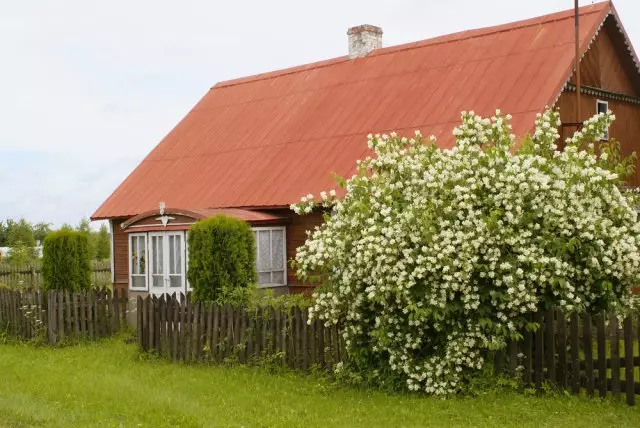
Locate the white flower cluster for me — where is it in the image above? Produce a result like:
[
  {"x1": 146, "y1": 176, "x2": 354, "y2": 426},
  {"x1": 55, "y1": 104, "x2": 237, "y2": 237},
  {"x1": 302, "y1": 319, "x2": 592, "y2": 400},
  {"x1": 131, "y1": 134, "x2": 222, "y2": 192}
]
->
[{"x1": 292, "y1": 109, "x2": 640, "y2": 395}]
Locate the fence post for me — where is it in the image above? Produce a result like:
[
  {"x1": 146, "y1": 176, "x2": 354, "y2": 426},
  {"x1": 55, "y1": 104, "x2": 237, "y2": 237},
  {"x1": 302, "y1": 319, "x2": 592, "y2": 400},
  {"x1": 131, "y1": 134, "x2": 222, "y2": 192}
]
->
[
  {"x1": 597, "y1": 312, "x2": 607, "y2": 397},
  {"x1": 48, "y1": 291, "x2": 56, "y2": 345},
  {"x1": 583, "y1": 312, "x2": 594, "y2": 396},
  {"x1": 623, "y1": 315, "x2": 635, "y2": 406},
  {"x1": 534, "y1": 310, "x2": 544, "y2": 391},
  {"x1": 113, "y1": 289, "x2": 120, "y2": 332},
  {"x1": 610, "y1": 314, "x2": 621, "y2": 398}
]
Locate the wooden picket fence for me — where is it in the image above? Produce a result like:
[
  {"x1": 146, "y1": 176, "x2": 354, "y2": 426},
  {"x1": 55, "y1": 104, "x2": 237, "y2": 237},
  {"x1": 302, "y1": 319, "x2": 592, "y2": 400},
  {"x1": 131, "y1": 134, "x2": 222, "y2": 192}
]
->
[
  {"x1": 137, "y1": 294, "x2": 345, "y2": 370},
  {"x1": 495, "y1": 308, "x2": 639, "y2": 406},
  {"x1": 0, "y1": 260, "x2": 111, "y2": 289},
  {"x1": 0, "y1": 288, "x2": 127, "y2": 344}
]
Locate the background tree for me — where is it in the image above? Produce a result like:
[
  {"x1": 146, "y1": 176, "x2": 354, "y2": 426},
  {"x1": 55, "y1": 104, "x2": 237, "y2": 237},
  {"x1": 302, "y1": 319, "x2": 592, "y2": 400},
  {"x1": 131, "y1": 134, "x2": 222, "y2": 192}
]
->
[
  {"x1": 6, "y1": 219, "x2": 35, "y2": 248},
  {"x1": 94, "y1": 224, "x2": 111, "y2": 260},
  {"x1": 33, "y1": 222, "x2": 53, "y2": 244},
  {"x1": 0, "y1": 220, "x2": 8, "y2": 247}
]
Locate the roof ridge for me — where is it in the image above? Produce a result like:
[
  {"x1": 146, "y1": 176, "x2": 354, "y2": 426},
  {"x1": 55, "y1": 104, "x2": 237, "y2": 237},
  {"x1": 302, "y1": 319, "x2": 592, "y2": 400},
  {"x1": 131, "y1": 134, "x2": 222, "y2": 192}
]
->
[{"x1": 213, "y1": 2, "x2": 610, "y2": 90}]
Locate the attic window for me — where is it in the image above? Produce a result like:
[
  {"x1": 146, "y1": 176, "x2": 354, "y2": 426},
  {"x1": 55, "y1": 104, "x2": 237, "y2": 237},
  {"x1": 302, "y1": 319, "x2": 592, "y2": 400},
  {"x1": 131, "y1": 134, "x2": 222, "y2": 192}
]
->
[{"x1": 596, "y1": 100, "x2": 609, "y2": 140}]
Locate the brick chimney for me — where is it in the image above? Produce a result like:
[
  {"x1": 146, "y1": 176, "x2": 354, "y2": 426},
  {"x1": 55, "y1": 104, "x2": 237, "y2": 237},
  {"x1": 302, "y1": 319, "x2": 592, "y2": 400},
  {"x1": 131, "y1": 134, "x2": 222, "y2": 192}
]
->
[{"x1": 347, "y1": 25, "x2": 383, "y2": 59}]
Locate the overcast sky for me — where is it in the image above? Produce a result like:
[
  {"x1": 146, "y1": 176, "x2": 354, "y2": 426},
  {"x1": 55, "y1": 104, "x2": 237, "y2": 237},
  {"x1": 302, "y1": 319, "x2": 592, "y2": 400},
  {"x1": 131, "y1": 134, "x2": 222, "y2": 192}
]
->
[{"x1": 1, "y1": 0, "x2": 638, "y2": 228}]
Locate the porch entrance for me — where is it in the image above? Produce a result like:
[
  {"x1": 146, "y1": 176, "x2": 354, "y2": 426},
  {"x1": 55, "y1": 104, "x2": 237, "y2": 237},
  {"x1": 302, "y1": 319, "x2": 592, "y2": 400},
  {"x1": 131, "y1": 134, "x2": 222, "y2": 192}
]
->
[{"x1": 149, "y1": 231, "x2": 186, "y2": 296}]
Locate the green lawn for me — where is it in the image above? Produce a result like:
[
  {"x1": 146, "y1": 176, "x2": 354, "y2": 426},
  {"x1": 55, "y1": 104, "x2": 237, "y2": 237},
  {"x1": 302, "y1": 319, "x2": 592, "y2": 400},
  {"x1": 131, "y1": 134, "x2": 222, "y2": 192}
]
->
[{"x1": 0, "y1": 338, "x2": 639, "y2": 427}]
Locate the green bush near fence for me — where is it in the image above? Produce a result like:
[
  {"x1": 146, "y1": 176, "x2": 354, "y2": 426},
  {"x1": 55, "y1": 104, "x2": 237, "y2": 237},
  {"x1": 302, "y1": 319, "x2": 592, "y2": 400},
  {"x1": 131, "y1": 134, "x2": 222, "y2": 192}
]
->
[
  {"x1": 42, "y1": 231, "x2": 91, "y2": 291},
  {"x1": 187, "y1": 215, "x2": 257, "y2": 301}
]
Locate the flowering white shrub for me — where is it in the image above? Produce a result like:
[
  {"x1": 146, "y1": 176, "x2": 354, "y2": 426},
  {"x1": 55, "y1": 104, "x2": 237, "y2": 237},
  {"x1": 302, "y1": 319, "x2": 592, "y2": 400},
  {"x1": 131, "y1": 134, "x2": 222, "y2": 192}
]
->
[{"x1": 292, "y1": 109, "x2": 640, "y2": 394}]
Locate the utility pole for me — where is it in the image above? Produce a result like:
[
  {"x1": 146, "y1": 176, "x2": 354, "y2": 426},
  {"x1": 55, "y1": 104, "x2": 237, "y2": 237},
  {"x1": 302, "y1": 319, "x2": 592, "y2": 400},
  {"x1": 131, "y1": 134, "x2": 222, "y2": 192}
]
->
[{"x1": 575, "y1": 0, "x2": 582, "y2": 124}]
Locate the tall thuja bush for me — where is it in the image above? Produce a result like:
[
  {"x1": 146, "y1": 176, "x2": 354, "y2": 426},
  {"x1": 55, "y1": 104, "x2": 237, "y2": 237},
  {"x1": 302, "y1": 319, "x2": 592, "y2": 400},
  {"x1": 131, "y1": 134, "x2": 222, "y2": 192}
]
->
[
  {"x1": 187, "y1": 215, "x2": 257, "y2": 301},
  {"x1": 292, "y1": 108, "x2": 640, "y2": 394},
  {"x1": 42, "y1": 230, "x2": 91, "y2": 291}
]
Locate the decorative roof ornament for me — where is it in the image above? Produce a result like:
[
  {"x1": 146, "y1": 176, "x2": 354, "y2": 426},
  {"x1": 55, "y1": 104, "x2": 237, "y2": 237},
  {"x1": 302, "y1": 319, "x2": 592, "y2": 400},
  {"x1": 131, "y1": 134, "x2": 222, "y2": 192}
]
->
[{"x1": 156, "y1": 201, "x2": 174, "y2": 227}]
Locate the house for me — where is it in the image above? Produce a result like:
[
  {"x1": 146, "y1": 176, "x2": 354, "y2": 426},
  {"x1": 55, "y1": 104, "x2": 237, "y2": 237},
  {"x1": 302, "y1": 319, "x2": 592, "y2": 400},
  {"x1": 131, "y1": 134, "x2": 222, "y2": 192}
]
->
[{"x1": 92, "y1": 1, "x2": 640, "y2": 298}]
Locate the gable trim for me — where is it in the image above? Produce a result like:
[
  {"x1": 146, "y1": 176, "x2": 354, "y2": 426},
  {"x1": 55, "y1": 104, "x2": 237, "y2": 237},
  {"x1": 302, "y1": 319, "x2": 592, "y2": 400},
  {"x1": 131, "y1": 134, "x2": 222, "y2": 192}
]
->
[
  {"x1": 550, "y1": 5, "x2": 640, "y2": 108},
  {"x1": 565, "y1": 83, "x2": 640, "y2": 105}
]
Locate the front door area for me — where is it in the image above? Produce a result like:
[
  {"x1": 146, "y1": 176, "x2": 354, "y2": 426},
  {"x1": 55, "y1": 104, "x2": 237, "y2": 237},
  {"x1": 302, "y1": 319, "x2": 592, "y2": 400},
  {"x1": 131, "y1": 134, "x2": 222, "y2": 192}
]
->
[{"x1": 149, "y1": 231, "x2": 186, "y2": 296}]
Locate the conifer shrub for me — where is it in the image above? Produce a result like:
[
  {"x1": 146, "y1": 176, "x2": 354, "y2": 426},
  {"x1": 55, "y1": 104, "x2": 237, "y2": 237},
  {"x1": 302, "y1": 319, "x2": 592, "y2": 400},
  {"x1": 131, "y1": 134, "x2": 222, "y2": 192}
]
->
[
  {"x1": 187, "y1": 215, "x2": 257, "y2": 301},
  {"x1": 42, "y1": 230, "x2": 91, "y2": 291}
]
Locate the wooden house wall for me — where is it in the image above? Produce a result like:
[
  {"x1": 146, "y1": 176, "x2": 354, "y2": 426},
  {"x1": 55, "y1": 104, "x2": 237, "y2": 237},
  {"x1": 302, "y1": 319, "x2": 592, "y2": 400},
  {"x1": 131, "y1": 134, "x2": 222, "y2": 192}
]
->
[
  {"x1": 112, "y1": 218, "x2": 130, "y2": 296},
  {"x1": 570, "y1": 17, "x2": 640, "y2": 96},
  {"x1": 110, "y1": 211, "x2": 324, "y2": 296}
]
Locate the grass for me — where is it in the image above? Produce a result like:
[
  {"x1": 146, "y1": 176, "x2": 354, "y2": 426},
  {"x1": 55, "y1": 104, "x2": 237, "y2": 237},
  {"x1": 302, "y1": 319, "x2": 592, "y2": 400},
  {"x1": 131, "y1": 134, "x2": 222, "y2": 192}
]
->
[{"x1": 0, "y1": 338, "x2": 639, "y2": 427}]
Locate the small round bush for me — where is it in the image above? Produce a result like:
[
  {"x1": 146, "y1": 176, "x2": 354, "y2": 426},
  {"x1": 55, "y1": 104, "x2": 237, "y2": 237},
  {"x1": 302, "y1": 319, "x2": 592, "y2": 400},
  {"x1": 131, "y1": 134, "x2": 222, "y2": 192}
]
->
[
  {"x1": 187, "y1": 215, "x2": 257, "y2": 301},
  {"x1": 42, "y1": 230, "x2": 91, "y2": 291}
]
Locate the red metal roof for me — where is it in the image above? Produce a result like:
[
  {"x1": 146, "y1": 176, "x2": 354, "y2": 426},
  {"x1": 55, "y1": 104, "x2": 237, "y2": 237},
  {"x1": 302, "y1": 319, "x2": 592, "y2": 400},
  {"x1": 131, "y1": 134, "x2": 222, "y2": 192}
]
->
[{"x1": 92, "y1": 2, "x2": 614, "y2": 220}]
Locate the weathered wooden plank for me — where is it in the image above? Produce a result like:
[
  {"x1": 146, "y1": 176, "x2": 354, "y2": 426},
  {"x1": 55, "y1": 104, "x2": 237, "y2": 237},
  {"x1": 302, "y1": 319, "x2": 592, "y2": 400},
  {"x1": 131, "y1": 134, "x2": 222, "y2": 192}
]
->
[
  {"x1": 548, "y1": 309, "x2": 559, "y2": 385},
  {"x1": 273, "y1": 307, "x2": 281, "y2": 363},
  {"x1": 100, "y1": 290, "x2": 108, "y2": 337},
  {"x1": 623, "y1": 315, "x2": 635, "y2": 406},
  {"x1": 309, "y1": 313, "x2": 317, "y2": 367},
  {"x1": 205, "y1": 302, "x2": 213, "y2": 362},
  {"x1": 332, "y1": 323, "x2": 340, "y2": 367},
  {"x1": 92, "y1": 290, "x2": 99, "y2": 338},
  {"x1": 185, "y1": 295, "x2": 192, "y2": 362},
  {"x1": 238, "y1": 306, "x2": 246, "y2": 363},
  {"x1": 253, "y1": 306, "x2": 262, "y2": 359},
  {"x1": 72, "y1": 292, "x2": 80, "y2": 338},
  {"x1": 302, "y1": 307, "x2": 309, "y2": 371},
  {"x1": 139, "y1": 296, "x2": 146, "y2": 350},
  {"x1": 290, "y1": 307, "x2": 298, "y2": 368},
  {"x1": 281, "y1": 307, "x2": 287, "y2": 368},
  {"x1": 597, "y1": 312, "x2": 607, "y2": 398},
  {"x1": 212, "y1": 303, "x2": 220, "y2": 362},
  {"x1": 193, "y1": 301, "x2": 201, "y2": 362},
  {"x1": 179, "y1": 294, "x2": 187, "y2": 361},
  {"x1": 46, "y1": 291, "x2": 55, "y2": 345},
  {"x1": 610, "y1": 314, "x2": 620, "y2": 398},
  {"x1": 219, "y1": 304, "x2": 227, "y2": 361},
  {"x1": 79, "y1": 291, "x2": 86, "y2": 338},
  {"x1": 57, "y1": 291, "x2": 65, "y2": 342},
  {"x1": 583, "y1": 312, "x2": 594, "y2": 396},
  {"x1": 158, "y1": 296, "x2": 166, "y2": 355},
  {"x1": 233, "y1": 305, "x2": 241, "y2": 359},
  {"x1": 148, "y1": 297, "x2": 156, "y2": 351},
  {"x1": 225, "y1": 304, "x2": 234, "y2": 359},
  {"x1": 64, "y1": 290, "x2": 72, "y2": 337},
  {"x1": 121, "y1": 294, "x2": 128, "y2": 330},
  {"x1": 172, "y1": 295, "x2": 180, "y2": 363},
  {"x1": 113, "y1": 289, "x2": 121, "y2": 332},
  {"x1": 570, "y1": 312, "x2": 580, "y2": 395},
  {"x1": 534, "y1": 310, "x2": 543, "y2": 391},
  {"x1": 505, "y1": 339, "x2": 516, "y2": 376},
  {"x1": 523, "y1": 313, "x2": 533, "y2": 385},
  {"x1": 107, "y1": 289, "x2": 115, "y2": 335}
]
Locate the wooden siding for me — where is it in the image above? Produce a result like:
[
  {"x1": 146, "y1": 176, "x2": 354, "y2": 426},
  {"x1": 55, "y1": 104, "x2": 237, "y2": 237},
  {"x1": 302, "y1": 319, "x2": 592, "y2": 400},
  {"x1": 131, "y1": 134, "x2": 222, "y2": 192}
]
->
[
  {"x1": 558, "y1": 92, "x2": 640, "y2": 182},
  {"x1": 571, "y1": 17, "x2": 640, "y2": 96},
  {"x1": 286, "y1": 211, "x2": 324, "y2": 288},
  {"x1": 559, "y1": 17, "x2": 640, "y2": 185},
  {"x1": 112, "y1": 218, "x2": 130, "y2": 296}
]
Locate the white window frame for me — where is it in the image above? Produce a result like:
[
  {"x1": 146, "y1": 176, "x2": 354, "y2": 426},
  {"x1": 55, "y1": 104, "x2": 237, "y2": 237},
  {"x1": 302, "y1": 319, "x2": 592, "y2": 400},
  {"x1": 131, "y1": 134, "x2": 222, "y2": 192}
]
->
[
  {"x1": 128, "y1": 233, "x2": 148, "y2": 291},
  {"x1": 252, "y1": 226, "x2": 287, "y2": 288},
  {"x1": 596, "y1": 99, "x2": 609, "y2": 140}
]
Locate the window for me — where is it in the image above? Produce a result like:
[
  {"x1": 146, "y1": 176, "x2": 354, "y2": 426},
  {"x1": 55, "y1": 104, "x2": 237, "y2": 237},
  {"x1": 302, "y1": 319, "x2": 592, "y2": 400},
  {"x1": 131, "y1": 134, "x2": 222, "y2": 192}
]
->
[
  {"x1": 129, "y1": 233, "x2": 148, "y2": 290},
  {"x1": 596, "y1": 100, "x2": 609, "y2": 140},
  {"x1": 252, "y1": 227, "x2": 286, "y2": 287}
]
